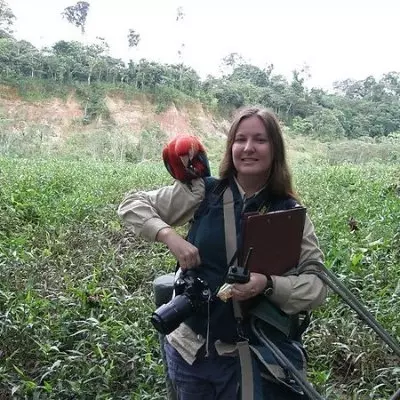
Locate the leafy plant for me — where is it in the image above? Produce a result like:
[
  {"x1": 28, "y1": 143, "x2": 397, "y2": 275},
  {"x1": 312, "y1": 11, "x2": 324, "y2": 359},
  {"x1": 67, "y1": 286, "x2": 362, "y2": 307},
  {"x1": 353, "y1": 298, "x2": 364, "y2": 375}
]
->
[{"x1": 0, "y1": 158, "x2": 398, "y2": 398}]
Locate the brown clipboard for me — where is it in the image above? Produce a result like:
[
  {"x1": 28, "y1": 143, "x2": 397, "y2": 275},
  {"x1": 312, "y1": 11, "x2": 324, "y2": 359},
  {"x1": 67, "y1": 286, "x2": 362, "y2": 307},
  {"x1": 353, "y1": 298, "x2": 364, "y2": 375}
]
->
[{"x1": 239, "y1": 207, "x2": 306, "y2": 276}]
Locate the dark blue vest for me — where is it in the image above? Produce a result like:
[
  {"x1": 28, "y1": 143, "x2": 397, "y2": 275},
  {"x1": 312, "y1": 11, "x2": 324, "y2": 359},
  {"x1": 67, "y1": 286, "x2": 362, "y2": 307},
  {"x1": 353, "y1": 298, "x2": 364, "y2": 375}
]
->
[{"x1": 184, "y1": 177, "x2": 297, "y2": 343}]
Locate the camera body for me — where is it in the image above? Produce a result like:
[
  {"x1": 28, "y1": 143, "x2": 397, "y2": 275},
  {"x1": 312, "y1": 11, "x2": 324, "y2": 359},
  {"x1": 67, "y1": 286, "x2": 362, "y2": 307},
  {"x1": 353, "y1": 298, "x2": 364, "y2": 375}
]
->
[{"x1": 151, "y1": 269, "x2": 211, "y2": 335}]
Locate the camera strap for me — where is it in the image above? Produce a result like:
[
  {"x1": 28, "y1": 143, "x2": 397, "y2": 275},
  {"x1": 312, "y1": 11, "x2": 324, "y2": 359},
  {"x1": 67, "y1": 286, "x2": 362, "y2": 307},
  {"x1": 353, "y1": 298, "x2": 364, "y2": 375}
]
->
[
  {"x1": 222, "y1": 187, "x2": 244, "y2": 322},
  {"x1": 223, "y1": 186, "x2": 255, "y2": 400}
]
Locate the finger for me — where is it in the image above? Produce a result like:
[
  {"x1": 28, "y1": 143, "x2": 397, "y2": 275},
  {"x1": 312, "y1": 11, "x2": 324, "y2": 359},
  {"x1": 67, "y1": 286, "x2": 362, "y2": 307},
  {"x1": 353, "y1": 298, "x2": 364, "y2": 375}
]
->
[
  {"x1": 231, "y1": 287, "x2": 244, "y2": 298},
  {"x1": 187, "y1": 250, "x2": 201, "y2": 268},
  {"x1": 232, "y1": 286, "x2": 255, "y2": 299},
  {"x1": 184, "y1": 257, "x2": 197, "y2": 269},
  {"x1": 232, "y1": 284, "x2": 250, "y2": 292},
  {"x1": 232, "y1": 291, "x2": 248, "y2": 301},
  {"x1": 179, "y1": 255, "x2": 192, "y2": 269},
  {"x1": 195, "y1": 253, "x2": 201, "y2": 266}
]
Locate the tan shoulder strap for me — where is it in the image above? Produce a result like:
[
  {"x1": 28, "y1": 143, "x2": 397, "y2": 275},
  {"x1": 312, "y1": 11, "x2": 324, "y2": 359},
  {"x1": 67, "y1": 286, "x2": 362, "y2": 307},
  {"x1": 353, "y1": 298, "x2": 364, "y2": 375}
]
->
[
  {"x1": 222, "y1": 186, "x2": 254, "y2": 400},
  {"x1": 222, "y1": 186, "x2": 237, "y2": 266}
]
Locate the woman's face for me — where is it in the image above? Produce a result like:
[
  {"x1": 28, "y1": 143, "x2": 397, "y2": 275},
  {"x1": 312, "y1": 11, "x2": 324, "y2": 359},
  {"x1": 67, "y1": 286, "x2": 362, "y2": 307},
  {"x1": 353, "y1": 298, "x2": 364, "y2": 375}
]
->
[{"x1": 232, "y1": 115, "x2": 273, "y2": 182}]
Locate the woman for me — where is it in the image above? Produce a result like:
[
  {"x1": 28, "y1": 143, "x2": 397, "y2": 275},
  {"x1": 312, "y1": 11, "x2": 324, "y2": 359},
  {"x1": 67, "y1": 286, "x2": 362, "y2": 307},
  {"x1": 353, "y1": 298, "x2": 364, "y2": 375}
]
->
[{"x1": 118, "y1": 106, "x2": 327, "y2": 399}]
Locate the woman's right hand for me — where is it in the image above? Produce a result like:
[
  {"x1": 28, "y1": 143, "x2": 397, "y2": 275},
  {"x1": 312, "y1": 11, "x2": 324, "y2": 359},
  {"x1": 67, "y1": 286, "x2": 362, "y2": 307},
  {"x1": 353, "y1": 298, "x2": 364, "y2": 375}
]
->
[{"x1": 156, "y1": 227, "x2": 201, "y2": 270}]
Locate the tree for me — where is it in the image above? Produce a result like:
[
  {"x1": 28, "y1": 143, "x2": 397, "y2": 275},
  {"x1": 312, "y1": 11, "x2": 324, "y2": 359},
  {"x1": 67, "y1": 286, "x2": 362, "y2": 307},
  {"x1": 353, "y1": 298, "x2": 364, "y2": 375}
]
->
[
  {"x1": 285, "y1": 67, "x2": 311, "y2": 119},
  {"x1": 15, "y1": 40, "x2": 41, "y2": 78},
  {"x1": 381, "y1": 72, "x2": 400, "y2": 96},
  {"x1": 229, "y1": 64, "x2": 269, "y2": 87},
  {"x1": 104, "y1": 56, "x2": 125, "y2": 83},
  {"x1": 176, "y1": 6, "x2": 184, "y2": 22},
  {"x1": 84, "y1": 37, "x2": 109, "y2": 85},
  {"x1": 61, "y1": 1, "x2": 90, "y2": 35},
  {"x1": 0, "y1": 0, "x2": 15, "y2": 36},
  {"x1": 127, "y1": 28, "x2": 140, "y2": 85},
  {"x1": 127, "y1": 29, "x2": 140, "y2": 48},
  {"x1": 268, "y1": 74, "x2": 290, "y2": 115},
  {"x1": 307, "y1": 109, "x2": 345, "y2": 140},
  {"x1": 50, "y1": 40, "x2": 86, "y2": 82},
  {"x1": 222, "y1": 53, "x2": 244, "y2": 68},
  {"x1": 0, "y1": 37, "x2": 17, "y2": 76},
  {"x1": 175, "y1": 6, "x2": 186, "y2": 90},
  {"x1": 221, "y1": 52, "x2": 245, "y2": 75}
]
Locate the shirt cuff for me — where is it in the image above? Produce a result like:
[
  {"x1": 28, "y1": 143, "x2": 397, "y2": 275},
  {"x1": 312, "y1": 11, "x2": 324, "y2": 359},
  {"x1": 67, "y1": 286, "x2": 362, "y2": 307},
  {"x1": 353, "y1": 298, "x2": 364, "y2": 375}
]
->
[
  {"x1": 141, "y1": 217, "x2": 170, "y2": 241},
  {"x1": 269, "y1": 275, "x2": 292, "y2": 307}
]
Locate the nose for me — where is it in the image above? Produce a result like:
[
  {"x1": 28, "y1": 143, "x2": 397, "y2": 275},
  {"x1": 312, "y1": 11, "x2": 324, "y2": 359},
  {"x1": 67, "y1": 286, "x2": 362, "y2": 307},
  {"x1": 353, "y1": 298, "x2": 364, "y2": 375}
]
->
[{"x1": 244, "y1": 139, "x2": 254, "y2": 152}]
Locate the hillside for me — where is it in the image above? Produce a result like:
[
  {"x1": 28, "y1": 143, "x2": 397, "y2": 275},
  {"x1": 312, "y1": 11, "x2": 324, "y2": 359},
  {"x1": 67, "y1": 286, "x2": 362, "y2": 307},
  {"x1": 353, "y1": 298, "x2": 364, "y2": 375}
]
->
[
  {"x1": 0, "y1": 85, "x2": 227, "y2": 139},
  {"x1": 1, "y1": 84, "x2": 399, "y2": 167}
]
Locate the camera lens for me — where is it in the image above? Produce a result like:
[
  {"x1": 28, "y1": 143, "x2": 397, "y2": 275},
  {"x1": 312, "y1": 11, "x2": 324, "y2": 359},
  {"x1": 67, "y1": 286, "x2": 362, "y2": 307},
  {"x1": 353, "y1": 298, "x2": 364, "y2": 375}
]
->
[{"x1": 151, "y1": 294, "x2": 194, "y2": 335}]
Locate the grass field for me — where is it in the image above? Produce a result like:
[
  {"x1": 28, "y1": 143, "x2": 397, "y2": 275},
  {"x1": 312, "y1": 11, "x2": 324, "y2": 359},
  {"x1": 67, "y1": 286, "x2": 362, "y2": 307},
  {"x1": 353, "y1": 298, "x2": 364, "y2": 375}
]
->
[{"x1": 0, "y1": 157, "x2": 399, "y2": 399}]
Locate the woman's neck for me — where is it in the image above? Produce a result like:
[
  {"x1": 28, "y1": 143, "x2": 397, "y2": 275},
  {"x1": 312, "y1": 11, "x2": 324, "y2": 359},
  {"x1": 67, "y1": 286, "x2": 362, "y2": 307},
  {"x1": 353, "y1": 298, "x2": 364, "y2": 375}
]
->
[{"x1": 236, "y1": 175, "x2": 268, "y2": 198}]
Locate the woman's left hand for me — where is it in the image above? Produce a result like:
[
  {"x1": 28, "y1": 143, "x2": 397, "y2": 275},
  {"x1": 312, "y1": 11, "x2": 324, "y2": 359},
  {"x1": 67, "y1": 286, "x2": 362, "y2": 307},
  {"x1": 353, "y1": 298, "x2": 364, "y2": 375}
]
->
[{"x1": 231, "y1": 272, "x2": 268, "y2": 301}]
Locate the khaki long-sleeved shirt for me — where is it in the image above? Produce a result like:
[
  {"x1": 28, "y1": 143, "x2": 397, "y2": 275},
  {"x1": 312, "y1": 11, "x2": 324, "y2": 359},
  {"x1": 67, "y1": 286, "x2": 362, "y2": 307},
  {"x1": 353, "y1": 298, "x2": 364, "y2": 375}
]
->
[{"x1": 118, "y1": 178, "x2": 327, "y2": 315}]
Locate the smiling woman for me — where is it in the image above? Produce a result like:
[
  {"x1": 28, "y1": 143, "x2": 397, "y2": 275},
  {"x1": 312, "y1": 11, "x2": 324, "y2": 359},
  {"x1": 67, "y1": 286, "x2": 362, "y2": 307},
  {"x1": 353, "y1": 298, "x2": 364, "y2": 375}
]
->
[{"x1": 118, "y1": 106, "x2": 327, "y2": 399}]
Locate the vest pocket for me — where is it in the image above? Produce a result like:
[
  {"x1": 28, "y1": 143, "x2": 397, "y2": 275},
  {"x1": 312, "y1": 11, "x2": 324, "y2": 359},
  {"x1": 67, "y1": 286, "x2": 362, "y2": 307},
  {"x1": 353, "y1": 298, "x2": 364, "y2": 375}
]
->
[{"x1": 249, "y1": 298, "x2": 298, "y2": 338}]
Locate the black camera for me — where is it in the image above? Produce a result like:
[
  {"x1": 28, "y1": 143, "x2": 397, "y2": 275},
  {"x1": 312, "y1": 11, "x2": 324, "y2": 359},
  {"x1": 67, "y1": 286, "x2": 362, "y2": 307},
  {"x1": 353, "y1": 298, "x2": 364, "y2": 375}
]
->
[{"x1": 151, "y1": 269, "x2": 211, "y2": 335}]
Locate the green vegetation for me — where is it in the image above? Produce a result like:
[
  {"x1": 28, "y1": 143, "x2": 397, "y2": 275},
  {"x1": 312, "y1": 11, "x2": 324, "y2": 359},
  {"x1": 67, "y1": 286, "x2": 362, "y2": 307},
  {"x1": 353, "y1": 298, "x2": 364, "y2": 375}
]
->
[
  {"x1": 0, "y1": 1, "x2": 399, "y2": 398},
  {"x1": 0, "y1": 156, "x2": 398, "y2": 399},
  {"x1": 0, "y1": 114, "x2": 171, "y2": 162},
  {"x1": 0, "y1": 159, "x2": 170, "y2": 399}
]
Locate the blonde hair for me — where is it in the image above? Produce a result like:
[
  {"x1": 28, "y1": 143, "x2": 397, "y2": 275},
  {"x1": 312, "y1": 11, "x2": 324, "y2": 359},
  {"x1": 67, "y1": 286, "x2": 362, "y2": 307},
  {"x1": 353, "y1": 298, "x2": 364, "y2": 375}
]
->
[{"x1": 219, "y1": 106, "x2": 297, "y2": 199}]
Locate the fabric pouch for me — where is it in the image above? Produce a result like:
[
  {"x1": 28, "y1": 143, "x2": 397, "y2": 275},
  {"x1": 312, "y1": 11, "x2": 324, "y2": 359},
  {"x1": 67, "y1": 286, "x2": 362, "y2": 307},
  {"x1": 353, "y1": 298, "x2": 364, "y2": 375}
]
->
[{"x1": 166, "y1": 322, "x2": 205, "y2": 365}]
